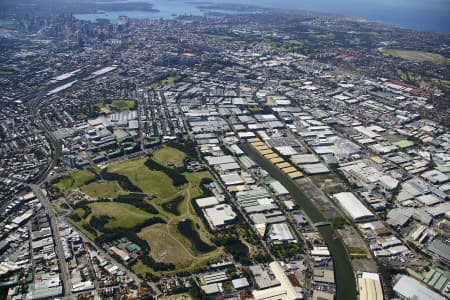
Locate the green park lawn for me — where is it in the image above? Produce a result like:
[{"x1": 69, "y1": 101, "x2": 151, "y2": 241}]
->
[
  {"x1": 149, "y1": 75, "x2": 182, "y2": 88},
  {"x1": 382, "y1": 48, "x2": 449, "y2": 65},
  {"x1": 54, "y1": 168, "x2": 97, "y2": 192},
  {"x1": 0, "y1": 70, "x2": 14, "y2": 75},
  {"x1": 111, "y1": 99, "x2": 135, "y2": 111},
  {"x1": 108, "y1": 157, "x2": 180, "y2": 198},
  {"x1": 152, "y1": 146, "x2": 186, "y2": 168},
  {"x1": 81, "y1": 180, "x2": 125, "y2": 199},
  {"x1": 88, "y1": 202, "x2": 153, "y2": 229},
  {"x1": 60, "y1": 147, "x2": 223, "y2": 275},
  {"x1": 184, "y1": 171, "x2": 213, "y2": 199}
]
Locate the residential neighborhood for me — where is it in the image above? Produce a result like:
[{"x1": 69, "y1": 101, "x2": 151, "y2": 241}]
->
[{"x1": 0, "y1": 2, "x2": 449, "y2": 300}]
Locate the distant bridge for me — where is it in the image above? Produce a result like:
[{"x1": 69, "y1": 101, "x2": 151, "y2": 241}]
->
[{"x1": 313, "y1": 222, "x2": 332, "y2": 227}]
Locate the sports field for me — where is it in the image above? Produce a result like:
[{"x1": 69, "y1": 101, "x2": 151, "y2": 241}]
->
[
  {"x1": 381, "y1": 48, "x2": 449, "y2": 65},
  {"x1": 149, "y1": 75, "x2": 182, "y2": 88},
  {"x1": 111, "y1": 99, "x2": 135, "y2": 111},
  {"x1": 160, "y1": 294, "x2": 193, "y2": 300},
  {"x1": 0, "y1": 70, "x2": 14, "y2": 76}
]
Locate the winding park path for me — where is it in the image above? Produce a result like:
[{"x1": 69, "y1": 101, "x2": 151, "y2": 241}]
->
[
  {"x1": 165, "y1": 221, "x2": 197, "y2": 260},
  {"x1": 164, "y1": 182, "x2": 198, "y2": 260},
  {"x1": 61, "y1": 149, "x2": 223, "y2": 274},
  {"x1": 160, "y1": 181, "x2": 212, "y2": 263},
  {"x1": 156, "y1": 181, "x2": 223, "y2": 266}
]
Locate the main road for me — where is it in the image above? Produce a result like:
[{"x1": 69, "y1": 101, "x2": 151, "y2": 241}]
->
[
  {"x1": 29, "y1": 184, "x2": 72, "y2": 297},
  {"x1": 18, "y1": 65, "x2": 165, "y2": 298}
]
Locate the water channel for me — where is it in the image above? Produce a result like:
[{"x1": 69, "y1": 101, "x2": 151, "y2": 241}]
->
[{"x1": 241, "y1": 143, "x2": 357, "y2": 300}]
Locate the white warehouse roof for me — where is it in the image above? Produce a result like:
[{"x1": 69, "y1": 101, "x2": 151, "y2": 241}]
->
[
  {"x1": 220, "y1": 173, "x2": 244, "y2": 186},
  {"x1": 205, "y1": 155, "x2": 236, "y2": 165},
  {"x1": 333, "y1": 192, "x2": 374, "y2": 222},
  {"x1": 268, "y1": 223, "x2": 296, "y2": 242},
  {"x1": 196, "y1": 196, "x2": 222, "y2": 208},
  {"x1": 204, "y1": 204, "x2": 237, "y2": 229},
  {"x1": 393, "y1": 275, "x2": 445, "y2": 300},
  {"x1": 269, "y1": 181, "x2": 289, "y2": 196}
]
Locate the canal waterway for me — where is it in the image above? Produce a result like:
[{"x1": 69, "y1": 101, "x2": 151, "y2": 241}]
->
[{"x1": 241, "y1": 143, "x2": 357, "y2": 300}]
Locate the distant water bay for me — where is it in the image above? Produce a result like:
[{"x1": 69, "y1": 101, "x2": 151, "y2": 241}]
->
[
  {"x1": 74, "y1": 0, "x2": 450, "y2": 34},
  {"x1": 241, "y1": 0, "x2": 450, "y2": 33}
]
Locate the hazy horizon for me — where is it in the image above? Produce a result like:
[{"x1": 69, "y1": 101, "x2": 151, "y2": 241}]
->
[
  {"x1": 94, "y1": 0, "x2": 450, "y2": 33},
  {"x1": 202, "y1": 0, "x2": 450, "y2": 33},
  {"x1": 2, "y1": 0, "x2": 450, "y2": 33}
]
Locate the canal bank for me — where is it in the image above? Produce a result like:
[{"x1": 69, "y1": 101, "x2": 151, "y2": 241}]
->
[{"x1": 241, "y1": 143, "x2": 357, "y2": 300}]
